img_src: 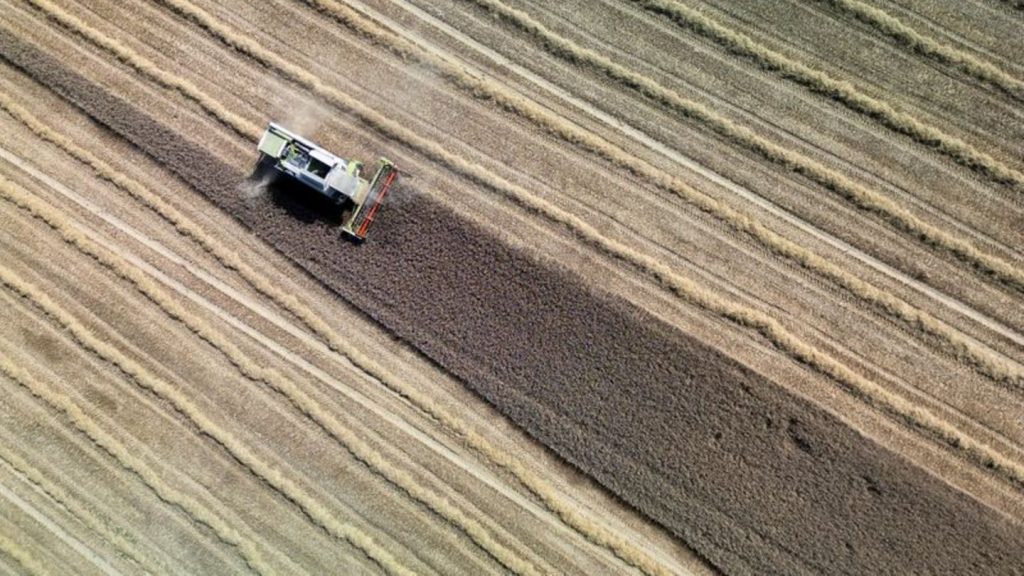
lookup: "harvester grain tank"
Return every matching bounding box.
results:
[254,123,397,241]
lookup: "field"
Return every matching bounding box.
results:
[1,0,1022,574]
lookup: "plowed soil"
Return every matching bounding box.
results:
[2,0,1023,575]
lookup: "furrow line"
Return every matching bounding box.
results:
[0,528,47,576]
[0,8,678,575]
[23,0,257,140]
[633,0,1024,187]
[0,442,160,575]
[0,345,264,576]
[471,0,1024,291]
[303,0,1023,389]
[820,0,1024,100]
[130,0,1024,492]
[169,323,546,574]
[0,176,534,576]
[0,180,406,576]
[0,471,121,576]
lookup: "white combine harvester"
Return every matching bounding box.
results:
[254,123,398,242]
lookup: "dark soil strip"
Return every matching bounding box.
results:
[4,32,1023,575]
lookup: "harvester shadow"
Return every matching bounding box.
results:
[262,172,345,227]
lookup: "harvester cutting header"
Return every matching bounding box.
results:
[255,123,397,242]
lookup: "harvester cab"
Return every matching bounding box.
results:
[255,123,397,242]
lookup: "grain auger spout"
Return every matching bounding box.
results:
[254,122,398,242]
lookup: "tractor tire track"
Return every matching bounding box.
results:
[0,475,120,576]
[10,8,1024,573]
[872,0,1024,76]
[0,269,390,576]
[42,0,1024,486]
[43,0,1022,407]
[0,84,671,576]
[330,0,1024,460]
[634,0,1024,185]
[22,0,256,140]
[0,337,266,576]
[0,531,46,576]
[344,0,1024,350]
[0,295,259,576]
[585,0,1024,259]
[296,0,1024,391]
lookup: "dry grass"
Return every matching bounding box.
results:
[35,0,1012,416]
[451,0,1024,386]
[4,2,1024,572]
[636,0,1024,188]
[0,528,48,576]
[24,0,1022,400]
[0,285,281,576]
[321,0,1024,384]
[24,0,256,140]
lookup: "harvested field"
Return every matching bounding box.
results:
[1,0,1023,574]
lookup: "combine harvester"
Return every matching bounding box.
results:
[255,123,398,242]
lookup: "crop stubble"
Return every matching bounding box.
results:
[4,27,1024,575]
[5,0,1024,574]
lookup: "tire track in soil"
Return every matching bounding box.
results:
[26,0,1024,504]
[1,5,671,567]
[594,0,1024,257]
[0,295,249,576]
[23,0,257,139]
[7,27,1024,576]
[0,475,120,576]
[62,0,1024,401]
[0,530,47,576]
[187,0,1024,418]
[880,0,1024,76]
[0,84,668,576]
[343,0,1024,351]
[632,0,1024,187]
